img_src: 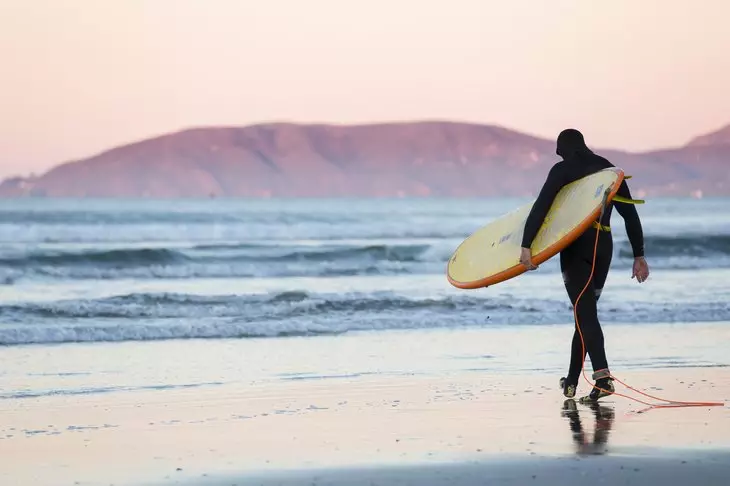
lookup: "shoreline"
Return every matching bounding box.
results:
[2,317,730,348]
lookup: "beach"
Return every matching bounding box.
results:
[1,197,729,485]
[1,323,729,486]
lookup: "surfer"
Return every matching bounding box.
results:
[518,128,650,401]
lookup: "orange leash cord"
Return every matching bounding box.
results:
[572,195,724,410]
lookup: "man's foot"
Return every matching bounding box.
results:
[560,376,578,398]
[588,377,615,401]
[583,369,615,402]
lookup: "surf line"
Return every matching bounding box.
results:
[573,188,724,411]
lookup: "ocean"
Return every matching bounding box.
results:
[1,197,729,401]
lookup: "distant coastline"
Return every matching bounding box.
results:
[2,120,728,198]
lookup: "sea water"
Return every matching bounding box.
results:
[0,197,728,399]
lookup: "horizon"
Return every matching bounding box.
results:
[2,0,729,179]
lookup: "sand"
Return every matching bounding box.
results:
[1,361,728,486]
[2,322,729,485]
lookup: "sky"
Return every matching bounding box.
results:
[1,0,729,178]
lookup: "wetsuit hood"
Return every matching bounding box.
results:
[556,128,590,158]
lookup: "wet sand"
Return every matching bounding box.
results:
[201,453,730,486]
[1,362,728,486]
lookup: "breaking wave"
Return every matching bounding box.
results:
[1,290,729,346]
[1,233,729,282]
[618,234,730,259]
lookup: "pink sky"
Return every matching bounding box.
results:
[1,0,729,178]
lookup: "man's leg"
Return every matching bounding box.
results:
[560,250,610,398]
[586,243,614,400]
[560,250,587,397]
[566,270,608,381]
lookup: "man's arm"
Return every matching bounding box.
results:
[521,164,565,250]
[613,180,644,258]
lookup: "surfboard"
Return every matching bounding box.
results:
[446,167,625,289]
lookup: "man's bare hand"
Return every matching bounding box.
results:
[520,247,538,271]
[632,256,650,283]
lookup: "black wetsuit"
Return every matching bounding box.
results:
[521,129,645,384]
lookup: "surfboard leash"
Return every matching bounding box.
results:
[572,187,724,410]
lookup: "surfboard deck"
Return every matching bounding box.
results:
[446,167,625,289]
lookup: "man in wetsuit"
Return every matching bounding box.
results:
[518,129,650,401]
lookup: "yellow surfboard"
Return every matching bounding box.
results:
[447,167,625,289]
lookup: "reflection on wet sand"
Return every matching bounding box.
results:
[561,399,614,456]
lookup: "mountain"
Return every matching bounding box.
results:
[685,123,730,147]
[1,121,728,198]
